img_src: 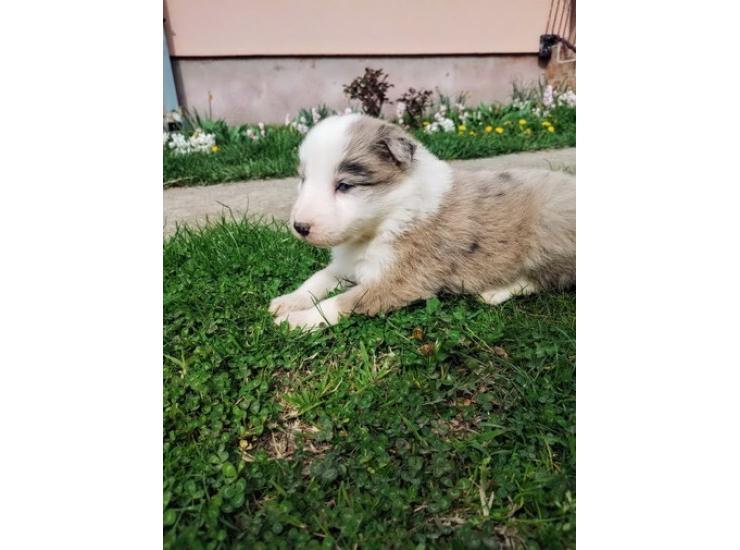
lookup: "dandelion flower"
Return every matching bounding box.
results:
[458,124,466,132]
[495,127,504,134]
[422,120,430,126]
[484,125,493,133]
[525,128,533,136]
[518,119,527,126]
[547,126,555,133]
[542,121,551,127]
[469,131,477,136]
[211,145,220,153]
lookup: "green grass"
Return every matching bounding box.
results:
[164,129,303,187]
[164,219,576,549]
[164,106,575,187]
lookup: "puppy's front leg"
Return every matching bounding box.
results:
[275,278,432,331]
[269,267,343,316]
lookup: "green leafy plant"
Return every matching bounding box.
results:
[343,67,394,117]
[397,87,433,128]
[164,85,575,186]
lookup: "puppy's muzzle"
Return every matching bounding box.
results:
[293,222,311,237]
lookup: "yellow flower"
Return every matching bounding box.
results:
[504,120,512,126]
[469,131,477,136]
[484,125,493,133]
[422,120,430,126]
[458,124,466,131]
[525,128,533,136]
[211,145,220,153]
[547,126,555,133]
[495,127,504,134]
[518,119,527,126]
[542,121,551,127]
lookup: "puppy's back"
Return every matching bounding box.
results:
[460,168,576,290]
[422,167,576,292]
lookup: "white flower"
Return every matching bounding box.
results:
[430,110,455,132]
[258,122,266,137]
[424,122,439,134]
[395,101,406,123]
[285,113,291,125]
[439,118,455,132]
[542,85,554,107]
[560,90,576,107]
[166,130,216,155]
[289,118,309,134]
[311,107,321,124]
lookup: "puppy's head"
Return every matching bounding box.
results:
[290,114,417,247]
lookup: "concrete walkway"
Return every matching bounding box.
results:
[164,148,575,238]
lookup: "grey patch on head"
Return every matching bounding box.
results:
[338,161,369,176]
[337,160,372,182]
[375,125,416,169]
[343,117,417,186]
[466,241,480,254]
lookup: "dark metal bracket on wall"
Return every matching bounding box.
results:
[538,34,576,63]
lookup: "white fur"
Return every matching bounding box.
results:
[326,146,453,285]
[276,115,454,330]
[480,278,539,306]
[268,267,342,315]
[290,115,362,248]
[290,116,452,279]
[274,293,343,330]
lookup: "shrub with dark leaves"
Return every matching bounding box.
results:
[343,68,393,117]
[397,87,433,128]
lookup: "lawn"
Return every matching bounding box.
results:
[164,102,576,187]
[164,219,576,548]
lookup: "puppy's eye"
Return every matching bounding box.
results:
[335,182,354,193]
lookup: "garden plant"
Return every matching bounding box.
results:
[164,81,576,187]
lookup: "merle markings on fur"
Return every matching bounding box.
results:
[269,114,576,330]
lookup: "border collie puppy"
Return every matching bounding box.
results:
[270,114,575,330]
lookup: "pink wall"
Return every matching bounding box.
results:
[165,0,550,56]
[173,55,545,124]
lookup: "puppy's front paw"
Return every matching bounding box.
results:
[274,308,327,332]
[269,292,313,316]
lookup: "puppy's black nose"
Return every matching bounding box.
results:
[293,222,311,237]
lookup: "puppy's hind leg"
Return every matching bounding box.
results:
[480,278,539,306]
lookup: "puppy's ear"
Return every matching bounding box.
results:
[374,125,416,169]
